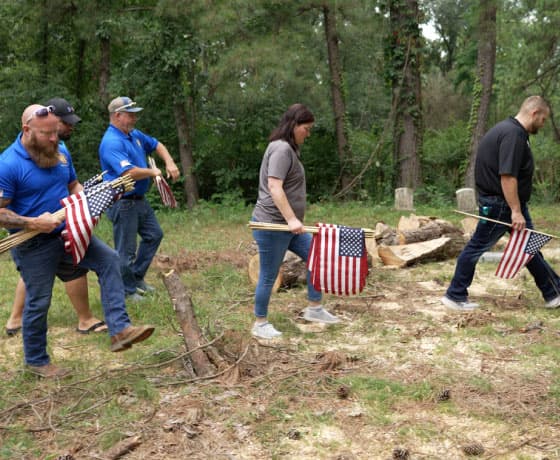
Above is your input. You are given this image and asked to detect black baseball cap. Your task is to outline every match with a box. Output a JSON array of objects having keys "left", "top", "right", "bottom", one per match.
[{"left": 45, "top": 97, "right": 81, "bottom": 125}]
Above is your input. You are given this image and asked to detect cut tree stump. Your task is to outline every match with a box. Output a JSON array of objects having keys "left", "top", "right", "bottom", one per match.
[
  {"left": 248, "top": 251, "right": 306, "bottom": 291},
  {"left": 161, "top": 270, "right": 217, "bottom": 377}
]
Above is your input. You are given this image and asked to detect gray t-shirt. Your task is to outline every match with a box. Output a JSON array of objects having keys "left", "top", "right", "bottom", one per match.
[{"left": 252, "top": 140, "right": 306, "bottom": 223}]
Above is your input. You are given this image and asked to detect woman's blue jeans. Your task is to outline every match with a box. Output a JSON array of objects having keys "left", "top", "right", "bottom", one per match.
[
  {"left": 252, "top": 227, "right": 322, "bottom": 318},
  {"left": 445, "top": 196, "right": 560, "bottom": 302}
]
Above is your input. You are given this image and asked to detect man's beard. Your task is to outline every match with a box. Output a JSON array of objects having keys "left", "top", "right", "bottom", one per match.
[{"left": 27, "top": 133, "right": 60, "bottom": 168}]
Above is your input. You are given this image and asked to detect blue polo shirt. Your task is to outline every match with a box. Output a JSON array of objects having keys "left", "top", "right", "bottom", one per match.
[
  {"left": 0, "top": 135, "right": 77, "bottom": 232},
  {"left": 98, "top": 125, "right": 158, "bottom": 197}
]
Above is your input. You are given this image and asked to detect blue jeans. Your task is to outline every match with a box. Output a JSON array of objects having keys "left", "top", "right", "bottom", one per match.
[
  {"left": 252, "top": 226, "right": 322, "bottom": 318},
  {"left": 446, "top": 196, "right": 560, "bottom": 302},
  {"left": 12, "top": 233, "right": 131, "bottom": 366},
  {"left": 106, "top": 198, "right": 163, "bottom": 295}
]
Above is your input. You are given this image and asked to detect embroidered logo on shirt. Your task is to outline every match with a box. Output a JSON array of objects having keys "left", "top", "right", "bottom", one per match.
[
  {"left": 136, "top": 139, "right": 141, "bottom": 147},
  {"left": 58, "top": 153, "right": 67, "bottom": 164},
  {"left": 120, "top": 160, "right": 131, "bottom": 167}
]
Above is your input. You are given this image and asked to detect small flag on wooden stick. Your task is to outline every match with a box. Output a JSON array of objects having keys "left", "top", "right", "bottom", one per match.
[
  {"left": 61, "top": 179, "right": 128, "bottom": 264},
  {"left": 495, "top": 228, "right": 552, "bottom": 279},
  {"left": 148, "top": 156, "right": 177, "bottom": 208},
  {"left": 308, "top": 223, "right": 369, "bottom": 295}
]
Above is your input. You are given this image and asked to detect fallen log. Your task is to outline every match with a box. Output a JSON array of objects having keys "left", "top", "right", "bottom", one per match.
[
  {"left": 378, "top": 235, "right": 462, "bottom": 267},
  {"left": 161, "top": 270, "right": 216, "bottom": 377},
  {"left": 375, "top": 214, "right": 466, "bottom": 254}
]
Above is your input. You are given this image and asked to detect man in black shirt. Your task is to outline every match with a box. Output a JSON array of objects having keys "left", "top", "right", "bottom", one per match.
[{"left": 442, "top": 95, "right": 560, "bottom": 311}]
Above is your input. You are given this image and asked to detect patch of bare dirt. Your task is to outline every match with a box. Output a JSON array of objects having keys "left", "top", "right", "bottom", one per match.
[
  {"left": 153, "top": 248, "right": 253, "bottom": 272},
  {"left": 3, "top": 249, "right": 560, "bottom": 459}
]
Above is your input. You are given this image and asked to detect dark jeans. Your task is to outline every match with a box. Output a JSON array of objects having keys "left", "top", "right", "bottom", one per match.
[
  {"left": 446, "top": 196, "right": 560, "bottom": 302},
  {"left": 106, "top": 198, "right": 163, "bottom": 295},
  {"left": 12, "top": 233, "right": 131, "bottom": 366}
]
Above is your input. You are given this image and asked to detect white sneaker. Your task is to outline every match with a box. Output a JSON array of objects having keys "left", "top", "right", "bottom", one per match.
[
  {"left": 545, "top": 295, "right": 560, "bottom": 308},
  {"left": 251, "top": 322, "right": 282, "bottom": 339},
  {"left": 302, "top": 306, "right": 341, "bottom": 324},
  {"left": 441, "top": 296, "right": 479, "bottom": 311}
]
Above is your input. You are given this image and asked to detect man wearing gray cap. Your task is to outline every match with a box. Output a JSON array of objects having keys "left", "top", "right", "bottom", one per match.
[
  {"left": 5, "top": 97, "right": 108, "bottom": 338},
  {"left": 99, "top": 96, "right": 180, "bottom": 300}
]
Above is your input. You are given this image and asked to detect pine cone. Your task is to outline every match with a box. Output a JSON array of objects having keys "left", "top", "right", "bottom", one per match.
[
  {"left": 392, "top": 447, "right": 410, "bottom": 459},
  {"left": 337, "top": 385, "right": 350, "bottom": 399},
  {"left": 462, "top": 442, "right": 485, "bottom": 456},
  {"left": 287, "top": 428, "right": 301, "bottom": 440},
  {"left": 436, "top": 389, "right": 450, "bottom": 402}
]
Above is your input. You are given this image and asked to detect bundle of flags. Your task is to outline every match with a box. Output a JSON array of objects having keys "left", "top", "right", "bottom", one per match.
[
  {"left": 495, "top": 228, "right": 552, "bottom": 279},
  {"left": 308, "top": 223, "right": 369, "bottom": 296},
  {"left": 148, "top": 156, "right": 177, "bottom": 208},
  {"left": 61, "top": 176, "right": 128, "bottom": 264}
]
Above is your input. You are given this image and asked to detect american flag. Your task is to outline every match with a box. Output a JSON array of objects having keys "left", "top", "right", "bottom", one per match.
[
  {"left": 148, "top": 156, "right": 177, "bottom": 208},
  {"left": 495, "top": 228, "right": 552, "bottom": 279},
  {"left": 154, "top": 176, "right": 177, "bottom": 208},
  {"left": 308, "top": 223, "right": 369, "bottom": 295},
  {"left": 82, "top": 171, "right": 105, "bottom": 192},
  {"left": 61, "top": 182, "right": 124, "bottom": 264}
]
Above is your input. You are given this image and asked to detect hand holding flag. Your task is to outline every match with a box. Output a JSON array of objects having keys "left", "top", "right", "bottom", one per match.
[
  {"left": 495, "top": 228, "right": 552, "bottom": 279},
  {"left": 148, "top": 156, "right": 177, "bottom": 208}
]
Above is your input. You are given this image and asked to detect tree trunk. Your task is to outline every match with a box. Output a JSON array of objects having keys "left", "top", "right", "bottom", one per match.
[
  {"left": 171, "top": 68, "right": 199, "bottom": 209},
  {"left": 40, "top": 0, "right": 49, "bottom": 85},
  {"left": 389, "top": 0, "right": 423, "bottom": 189},
  {"left": 173, "top": 98, "right": 199, "bottom": 209},
  {"left": 322, "top": 4, "right": 352, "bottom": 193},
  {"left": 464, "top": 0, "right": 497, "bottom": 188},
  {"left": 98, "top": 36, "right": 111, "bottom": 105},
  {"left": 75, "top": 39, "right": 86, "bottom": 99}
]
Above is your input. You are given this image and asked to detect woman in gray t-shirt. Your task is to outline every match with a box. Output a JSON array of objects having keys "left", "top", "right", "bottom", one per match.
[{"left": 250, "top": 104, "right": 340, "bottom": 340}]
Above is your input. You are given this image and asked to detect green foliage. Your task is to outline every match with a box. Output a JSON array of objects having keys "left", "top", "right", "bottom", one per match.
[
  {"left": 421, "top": 121, "right": 468, "bottom": 201},
  {"left": 1, "top": 0, "right": 560, "bottom": 209},
  {"left": 532, "top": 134, "right": 560, "bottom": 203}
]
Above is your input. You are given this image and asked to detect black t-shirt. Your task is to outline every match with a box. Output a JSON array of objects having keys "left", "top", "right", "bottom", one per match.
[{"left": 475, "top": 117, "right": 534, "bottom": 203}]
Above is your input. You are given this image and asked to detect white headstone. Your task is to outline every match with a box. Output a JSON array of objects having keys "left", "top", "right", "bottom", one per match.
[
  {"left": 395, "top": 187, "right": 414, "bottom": 210},
  {"left": 456, "top": 188, "right": 477, "bottom": 212}
]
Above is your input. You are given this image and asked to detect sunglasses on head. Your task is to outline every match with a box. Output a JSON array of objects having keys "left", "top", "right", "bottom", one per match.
[
  {"left": 25, "top": 105, "right": 55, "bottom": 124},
  {"left": 115, "top": 102, "right": 136, "bottom": 113}
]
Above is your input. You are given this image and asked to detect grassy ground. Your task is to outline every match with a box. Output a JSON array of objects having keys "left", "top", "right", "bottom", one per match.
[{"left": 1, "top": 201, "right": 560, "bottom": 459}]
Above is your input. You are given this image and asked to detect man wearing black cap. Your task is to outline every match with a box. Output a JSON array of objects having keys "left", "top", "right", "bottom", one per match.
[
  {"left": 5, "top": 97, "right": 108, "bottom": 338},
  {"left": 99, "top": 96, "right": 180, "bottom": 300}
]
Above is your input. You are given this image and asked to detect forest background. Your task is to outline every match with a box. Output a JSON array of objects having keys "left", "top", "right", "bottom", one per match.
[{"left": 0, "top": 0, "right": 559, "bottom": 209}]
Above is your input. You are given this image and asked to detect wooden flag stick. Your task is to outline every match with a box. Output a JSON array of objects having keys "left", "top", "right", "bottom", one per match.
[
  {"left": 248, "top": 221, "right": 375, "bottom": 239},
  {"left": 454, "top": 210, "right": 560, "bottom": 239}
]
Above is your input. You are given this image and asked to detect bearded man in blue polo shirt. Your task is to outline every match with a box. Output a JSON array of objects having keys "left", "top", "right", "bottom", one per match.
[
  {"left": 98, "top": 96, "right": 180, "bottom": 300},
  {"left": 0, "top": 104, "right": 155, "bottom": 378}
]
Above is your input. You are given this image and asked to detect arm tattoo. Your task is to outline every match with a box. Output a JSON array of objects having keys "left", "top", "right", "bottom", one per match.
[{"left": 0, "top": 202, "right": 28, "bottom": 229}]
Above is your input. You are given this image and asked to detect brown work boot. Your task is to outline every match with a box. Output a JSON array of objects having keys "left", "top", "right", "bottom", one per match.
[
  {"left": 110, "top": 325, "right": 155, "bottom": 352},
  {"left": 27, "top": 363, "right": 72, "bottom": 379}
]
